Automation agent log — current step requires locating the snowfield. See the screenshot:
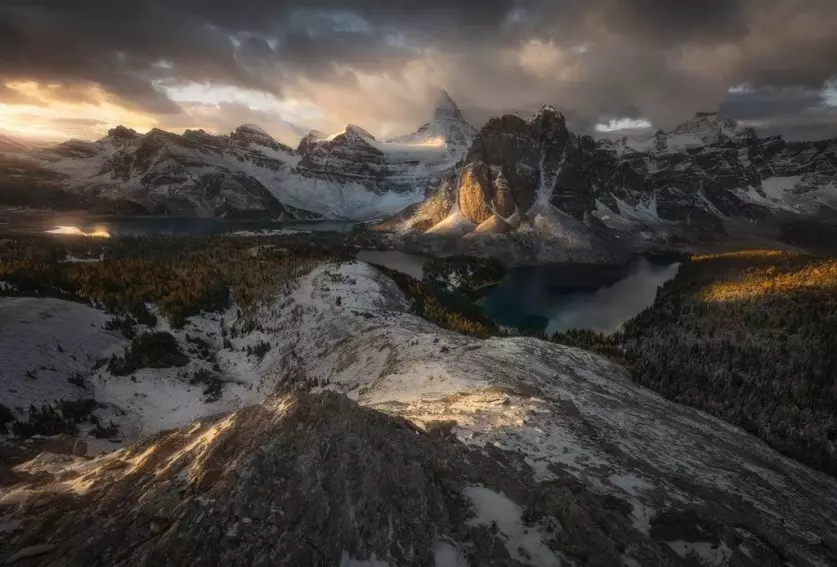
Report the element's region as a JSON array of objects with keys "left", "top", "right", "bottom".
[
  {"left": 0, "top": 298, "right": 126, "bottom": 415},
  {"left": 0, "top": 297, "right": 285, "bottom": 452}
]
